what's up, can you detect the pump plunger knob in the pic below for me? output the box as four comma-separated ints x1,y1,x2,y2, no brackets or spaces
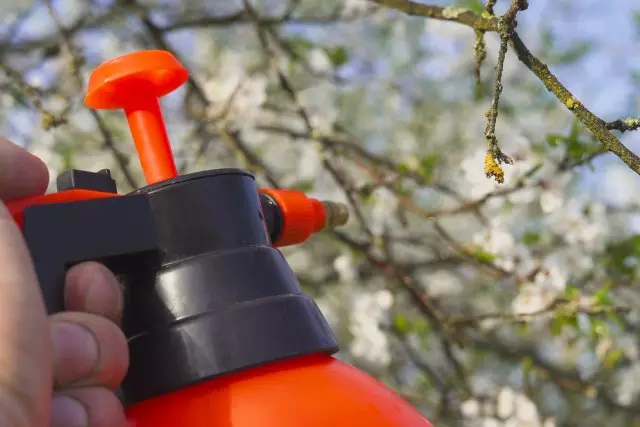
85,50,189,185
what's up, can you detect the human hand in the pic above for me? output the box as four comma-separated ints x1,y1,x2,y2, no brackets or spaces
0,137,129,427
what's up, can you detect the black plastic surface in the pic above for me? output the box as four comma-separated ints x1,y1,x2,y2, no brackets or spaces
22,195,159,314
259,192,284,244
56,169,118,193
124,247,337,402
23,168,339,407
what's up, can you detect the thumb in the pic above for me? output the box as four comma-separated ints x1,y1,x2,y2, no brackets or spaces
0,201,51,426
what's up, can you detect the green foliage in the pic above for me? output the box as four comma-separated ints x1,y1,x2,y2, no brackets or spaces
286,38,348,68
593,284,614,308
563,285,580,301
515,322,531,336
634,10,640,35
540,29,594,66
631,69,640,86
588,317,608,341
6,87,31,108
288,37,314,58
53,142,75,170
1,0,637,424
456,0,485,14
552,41,594,65
473,247,496,263
522,231,541,246
521,356,534,376
398,154,440,183
325,46,349,67
606,312,624,329
394,312,410,333
394,313,429,335
472,79,493,101
291,179,315,192
603,348,624,370
417,153,440,182
546,119,602,165
602,234,640,278
551,312,578,336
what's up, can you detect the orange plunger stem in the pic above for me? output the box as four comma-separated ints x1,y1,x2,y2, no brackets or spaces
84,50,189,185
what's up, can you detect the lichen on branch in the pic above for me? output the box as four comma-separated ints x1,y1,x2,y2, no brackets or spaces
482,0,527,183
607,117,640,133
371,0,640,179
370,0,500,30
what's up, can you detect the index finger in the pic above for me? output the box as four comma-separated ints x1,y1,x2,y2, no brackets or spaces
0,201,51,425
0,137,50,201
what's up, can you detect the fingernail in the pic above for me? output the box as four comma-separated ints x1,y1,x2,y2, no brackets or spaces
50,394,88,427
51,322,99,386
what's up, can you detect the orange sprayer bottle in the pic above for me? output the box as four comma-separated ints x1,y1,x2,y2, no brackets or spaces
6,50,433,427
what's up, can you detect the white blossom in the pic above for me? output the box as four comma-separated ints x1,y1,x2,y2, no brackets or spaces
370,187,399,237
297,144,322,180
421,269,463,297
540,188,564,213
308,48,333,74
472,220,535,275
460,398,480,418
513,391,540,422
297,82,338,133
547,198,609,252
616,363,640,405
348,289,394,366
333,252,357,283
342,0,370,15
0,1,636,424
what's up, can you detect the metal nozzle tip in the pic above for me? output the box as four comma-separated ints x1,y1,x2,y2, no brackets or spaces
322,201,349,228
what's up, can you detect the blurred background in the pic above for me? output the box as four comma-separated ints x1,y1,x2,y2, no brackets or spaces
1,0,640,425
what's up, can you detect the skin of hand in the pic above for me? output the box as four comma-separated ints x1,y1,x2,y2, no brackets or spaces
0,137,129,427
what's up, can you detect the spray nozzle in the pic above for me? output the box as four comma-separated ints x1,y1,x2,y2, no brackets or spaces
259,189,349,247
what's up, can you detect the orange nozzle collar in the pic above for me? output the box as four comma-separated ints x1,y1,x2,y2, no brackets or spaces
259,189,327,247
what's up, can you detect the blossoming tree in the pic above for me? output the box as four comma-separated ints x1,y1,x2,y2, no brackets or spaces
1,0,640,425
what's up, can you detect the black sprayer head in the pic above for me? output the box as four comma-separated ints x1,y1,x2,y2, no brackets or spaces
21,168,339,406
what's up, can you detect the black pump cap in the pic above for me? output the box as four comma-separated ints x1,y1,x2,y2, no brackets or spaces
56,169,118,193
22,168,339,407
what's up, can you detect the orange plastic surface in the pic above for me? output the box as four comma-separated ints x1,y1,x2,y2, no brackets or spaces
6,189,119,229
125,353,433,427
124,97,179,185
259,189,326,246
85,50,189,185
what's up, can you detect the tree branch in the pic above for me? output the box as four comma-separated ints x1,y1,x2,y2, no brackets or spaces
607,117,640,133
447,297,630,327
370,1,499,31
483,1,527,183
370,0,640,176
43,0,139,189
509,32,640,174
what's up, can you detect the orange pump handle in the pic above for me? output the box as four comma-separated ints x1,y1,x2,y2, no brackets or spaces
85,50,188,184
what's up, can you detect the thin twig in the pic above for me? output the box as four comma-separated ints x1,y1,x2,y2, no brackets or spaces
371,0,640,176
483,1,528,183
0,63,66,129
243,1,376,239
43,0,139,189
607,117,640,133
448,299,631,327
